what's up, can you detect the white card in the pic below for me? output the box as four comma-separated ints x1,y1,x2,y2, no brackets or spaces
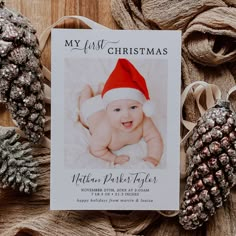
51,29,181,210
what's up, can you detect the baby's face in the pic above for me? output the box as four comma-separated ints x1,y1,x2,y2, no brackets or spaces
106,99,144,132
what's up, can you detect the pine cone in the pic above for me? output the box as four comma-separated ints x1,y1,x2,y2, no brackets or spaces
0,2,46,143
0,126,38,194
179,100,236,230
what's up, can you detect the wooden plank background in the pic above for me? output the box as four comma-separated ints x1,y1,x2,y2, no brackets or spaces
1,1,236,236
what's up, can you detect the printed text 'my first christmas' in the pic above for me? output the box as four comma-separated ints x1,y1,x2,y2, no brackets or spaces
64,39,168,55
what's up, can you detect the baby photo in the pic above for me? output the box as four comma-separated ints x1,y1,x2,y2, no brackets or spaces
64,58,168,169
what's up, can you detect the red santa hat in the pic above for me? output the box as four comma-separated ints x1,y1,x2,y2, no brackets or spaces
101,58,155,117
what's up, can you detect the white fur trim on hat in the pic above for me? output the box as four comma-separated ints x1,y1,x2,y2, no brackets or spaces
102,88,146,106
143,100,156,117
103,88,156,117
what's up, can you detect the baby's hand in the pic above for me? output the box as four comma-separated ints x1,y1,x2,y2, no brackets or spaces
114,155,130,165
143,157,160,166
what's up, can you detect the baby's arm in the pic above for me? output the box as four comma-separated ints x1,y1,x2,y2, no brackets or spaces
143,117,163,166
89,124,129,165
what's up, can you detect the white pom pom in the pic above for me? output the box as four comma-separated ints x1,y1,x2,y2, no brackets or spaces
143,100,156,117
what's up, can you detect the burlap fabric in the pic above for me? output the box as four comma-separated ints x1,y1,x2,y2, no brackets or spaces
111,0,236,123
1,0,236,235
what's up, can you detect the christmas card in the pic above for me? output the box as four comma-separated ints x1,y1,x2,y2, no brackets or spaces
51,29,181,210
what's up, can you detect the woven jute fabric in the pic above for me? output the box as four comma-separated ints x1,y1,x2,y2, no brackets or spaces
1,1,236,235
111,0,236,125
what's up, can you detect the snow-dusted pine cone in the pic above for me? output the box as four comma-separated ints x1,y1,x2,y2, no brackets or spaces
179,100,236,230
0,126,38,194
0,2,45,143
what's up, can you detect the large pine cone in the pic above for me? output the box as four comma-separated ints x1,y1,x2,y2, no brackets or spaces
179,100,236,230
0,2,45,143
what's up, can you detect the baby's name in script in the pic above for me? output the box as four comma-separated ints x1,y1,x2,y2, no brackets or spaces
72,172,158,188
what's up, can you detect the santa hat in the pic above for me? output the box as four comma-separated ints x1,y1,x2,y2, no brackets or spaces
101,58,155,117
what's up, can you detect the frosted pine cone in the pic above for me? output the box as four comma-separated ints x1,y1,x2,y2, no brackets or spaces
0,2,45,143
179,100,236,230
0,126,38,193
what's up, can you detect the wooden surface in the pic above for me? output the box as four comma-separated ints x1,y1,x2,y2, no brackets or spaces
1,1,236,236
6,0,119,69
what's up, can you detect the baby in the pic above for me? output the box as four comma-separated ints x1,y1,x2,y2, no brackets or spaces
79,59,163,166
